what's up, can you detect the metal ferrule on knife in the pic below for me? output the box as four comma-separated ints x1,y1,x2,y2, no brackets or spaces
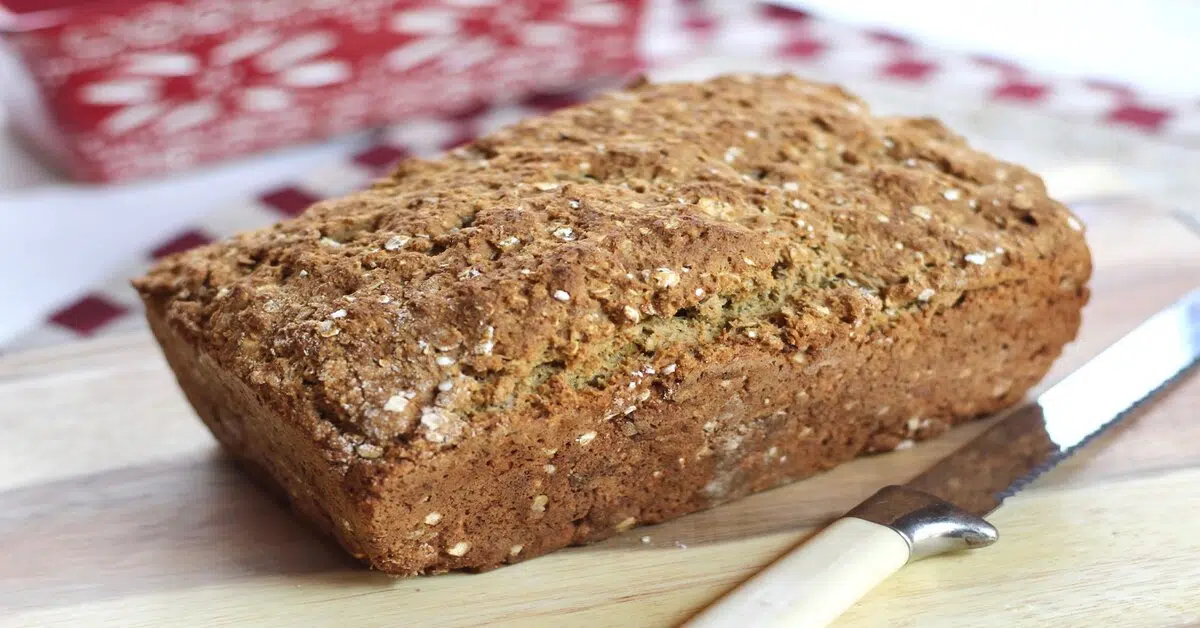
846,486,997,562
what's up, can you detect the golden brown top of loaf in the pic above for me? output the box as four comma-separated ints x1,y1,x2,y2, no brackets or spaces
135,74,1090,459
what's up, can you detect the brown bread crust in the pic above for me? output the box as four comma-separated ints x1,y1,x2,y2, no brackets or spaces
135,74,1091,575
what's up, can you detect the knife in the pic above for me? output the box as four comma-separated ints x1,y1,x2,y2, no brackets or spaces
684,289,1200,628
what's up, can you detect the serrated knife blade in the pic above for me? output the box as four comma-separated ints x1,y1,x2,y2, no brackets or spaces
686,289,1200,628
907,287,1200,516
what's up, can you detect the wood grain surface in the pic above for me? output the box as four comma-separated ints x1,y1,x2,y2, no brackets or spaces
2,197,1198,628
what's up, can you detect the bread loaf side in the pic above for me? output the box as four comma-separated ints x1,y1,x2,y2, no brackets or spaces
135,74,1091,575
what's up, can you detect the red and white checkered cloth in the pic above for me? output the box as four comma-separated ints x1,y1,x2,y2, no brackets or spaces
7,2,1200,353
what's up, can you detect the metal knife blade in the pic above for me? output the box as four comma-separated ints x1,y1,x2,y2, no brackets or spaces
906,288,1200,516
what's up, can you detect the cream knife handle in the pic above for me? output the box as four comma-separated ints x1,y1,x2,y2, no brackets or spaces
682,486,1000,628
683,517,908,628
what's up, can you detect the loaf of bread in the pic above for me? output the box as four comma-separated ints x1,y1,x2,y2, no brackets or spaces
135,74,1091,575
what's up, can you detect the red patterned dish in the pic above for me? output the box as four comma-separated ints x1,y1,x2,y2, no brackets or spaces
0,0,646,182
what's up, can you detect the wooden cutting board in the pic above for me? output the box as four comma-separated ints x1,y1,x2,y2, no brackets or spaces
2,197,1198,628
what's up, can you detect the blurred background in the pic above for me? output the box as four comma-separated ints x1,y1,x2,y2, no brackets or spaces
1,0,1198,352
